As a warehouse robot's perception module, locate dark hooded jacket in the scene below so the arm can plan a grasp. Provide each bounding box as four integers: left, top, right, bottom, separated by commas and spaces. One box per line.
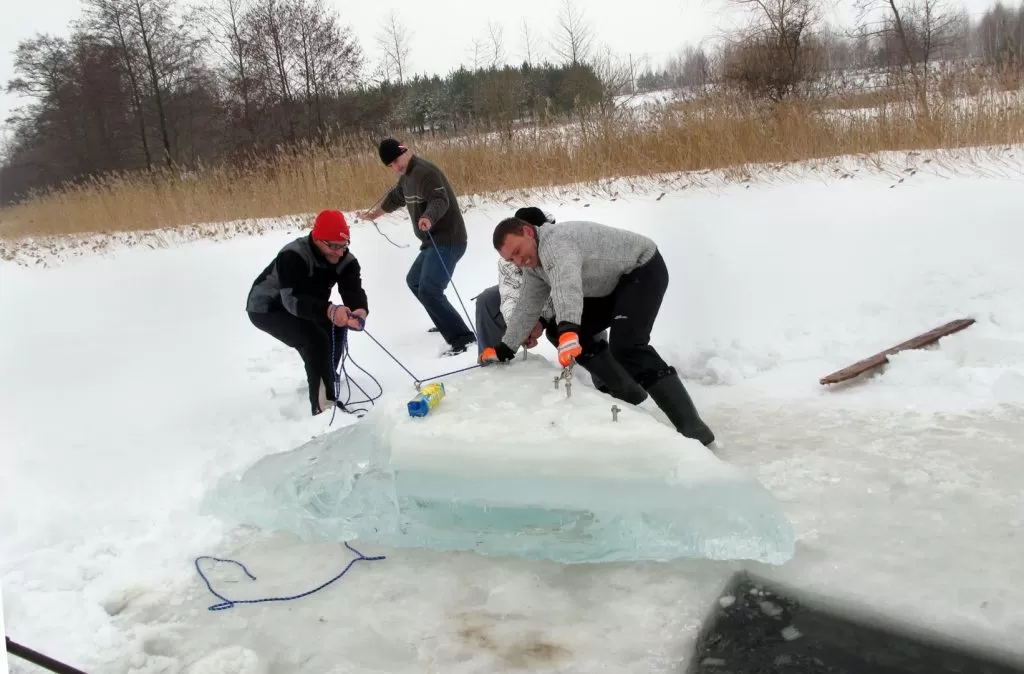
246, 234, 368, 322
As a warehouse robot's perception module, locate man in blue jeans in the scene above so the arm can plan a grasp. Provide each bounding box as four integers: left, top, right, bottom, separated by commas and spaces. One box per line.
358, 138, 476, 356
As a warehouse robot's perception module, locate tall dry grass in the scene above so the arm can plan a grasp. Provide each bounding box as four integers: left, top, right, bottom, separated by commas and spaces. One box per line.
2, 81, 1023, 240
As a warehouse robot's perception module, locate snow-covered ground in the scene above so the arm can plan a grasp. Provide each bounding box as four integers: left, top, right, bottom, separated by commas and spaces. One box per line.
3, 150, 1024, 673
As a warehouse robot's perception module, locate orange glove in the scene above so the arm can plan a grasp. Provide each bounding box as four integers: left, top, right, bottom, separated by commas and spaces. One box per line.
557, 332, 582, 367
479, 347, 498, 365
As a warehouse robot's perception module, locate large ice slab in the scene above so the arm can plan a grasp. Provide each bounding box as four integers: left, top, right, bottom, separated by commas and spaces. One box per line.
205, 356, 795, 564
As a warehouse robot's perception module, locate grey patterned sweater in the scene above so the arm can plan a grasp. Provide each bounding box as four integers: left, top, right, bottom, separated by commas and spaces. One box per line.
500, 220, 658, 350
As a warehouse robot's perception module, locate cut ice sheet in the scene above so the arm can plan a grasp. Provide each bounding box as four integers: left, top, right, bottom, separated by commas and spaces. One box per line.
205, 356, 795, 565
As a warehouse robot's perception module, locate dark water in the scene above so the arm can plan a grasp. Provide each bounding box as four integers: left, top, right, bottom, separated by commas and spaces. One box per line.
689, 572, 1024, 674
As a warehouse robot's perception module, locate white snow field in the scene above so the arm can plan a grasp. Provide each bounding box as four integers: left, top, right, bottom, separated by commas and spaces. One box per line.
3, 148, 1024, 673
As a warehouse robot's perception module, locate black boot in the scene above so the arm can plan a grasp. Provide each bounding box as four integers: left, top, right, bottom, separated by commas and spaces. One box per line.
644, 367, 715, 446
576, 348, 649, 405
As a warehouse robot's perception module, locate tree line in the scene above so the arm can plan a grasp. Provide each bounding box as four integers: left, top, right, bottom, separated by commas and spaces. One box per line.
633, 0, 1024, 101
1, 0, 612, 205
2, 0, 1022, 206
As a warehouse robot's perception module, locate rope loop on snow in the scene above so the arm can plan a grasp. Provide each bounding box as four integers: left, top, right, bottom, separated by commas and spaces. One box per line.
194, 542, 385, 611
329, 324, 384, 425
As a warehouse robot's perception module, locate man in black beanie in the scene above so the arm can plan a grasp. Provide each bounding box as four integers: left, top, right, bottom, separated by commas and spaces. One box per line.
357, 138, 475, 356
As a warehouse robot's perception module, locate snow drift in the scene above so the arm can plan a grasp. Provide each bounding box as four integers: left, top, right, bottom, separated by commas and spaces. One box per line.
206, 355, 795, 564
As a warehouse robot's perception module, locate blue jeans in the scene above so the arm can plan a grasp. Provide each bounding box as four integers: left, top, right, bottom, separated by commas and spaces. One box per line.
474, 284, 504, 356
407, 243, 475, 346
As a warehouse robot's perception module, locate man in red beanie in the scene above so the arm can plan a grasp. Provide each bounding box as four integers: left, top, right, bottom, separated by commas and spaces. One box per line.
246, 209, 370, 416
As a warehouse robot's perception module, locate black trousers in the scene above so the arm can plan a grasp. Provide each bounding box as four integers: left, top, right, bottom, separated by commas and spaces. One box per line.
545, 250, 672, 389
248, 309, 347, 406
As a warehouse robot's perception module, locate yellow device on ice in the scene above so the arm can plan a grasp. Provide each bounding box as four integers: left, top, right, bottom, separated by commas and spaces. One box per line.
407, 382, 446, 417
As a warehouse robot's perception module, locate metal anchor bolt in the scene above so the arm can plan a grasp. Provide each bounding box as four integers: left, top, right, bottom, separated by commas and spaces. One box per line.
611, 405, 620, 422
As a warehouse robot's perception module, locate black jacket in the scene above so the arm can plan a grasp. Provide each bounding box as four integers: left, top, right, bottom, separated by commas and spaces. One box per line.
246, 234, 368, 322
380, 154, 468, 250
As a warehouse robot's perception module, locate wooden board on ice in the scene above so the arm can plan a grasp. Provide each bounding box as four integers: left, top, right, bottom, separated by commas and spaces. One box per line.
819, 318, 975, 385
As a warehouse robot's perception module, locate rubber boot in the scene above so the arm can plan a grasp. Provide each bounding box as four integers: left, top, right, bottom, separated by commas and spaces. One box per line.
644, 367, 716, 447
576, 349, 649, 405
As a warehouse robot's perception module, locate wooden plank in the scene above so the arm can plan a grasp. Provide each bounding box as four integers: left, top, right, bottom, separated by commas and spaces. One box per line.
819, 318, 975, 385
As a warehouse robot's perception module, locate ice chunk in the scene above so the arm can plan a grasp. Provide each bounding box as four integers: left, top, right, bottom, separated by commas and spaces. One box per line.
205, 356, 795, 564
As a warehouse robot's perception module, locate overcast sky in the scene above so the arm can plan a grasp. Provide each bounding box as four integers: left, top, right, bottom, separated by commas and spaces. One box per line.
0, 0, 1001, 130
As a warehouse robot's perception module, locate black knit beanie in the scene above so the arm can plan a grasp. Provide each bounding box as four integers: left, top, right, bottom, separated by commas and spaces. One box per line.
514, 207, 554, 227
378, 138, 407, 165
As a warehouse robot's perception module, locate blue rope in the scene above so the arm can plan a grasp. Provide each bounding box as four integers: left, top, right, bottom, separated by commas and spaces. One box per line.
324, 315, 480, 424
328, 314, 384, 425
194, 542, 385, 611
371, 220, 409, 249
358, 327, 421, 382
358, 327, 481, 385
426, 230, 478, 341
359, 327, 481, 389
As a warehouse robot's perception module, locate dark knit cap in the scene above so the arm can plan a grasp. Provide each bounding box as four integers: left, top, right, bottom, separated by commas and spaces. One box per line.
378, 137, 407, 165
514, 207, 554, 227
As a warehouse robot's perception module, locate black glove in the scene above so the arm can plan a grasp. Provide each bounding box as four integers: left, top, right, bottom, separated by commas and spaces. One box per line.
495, 343, 517, 363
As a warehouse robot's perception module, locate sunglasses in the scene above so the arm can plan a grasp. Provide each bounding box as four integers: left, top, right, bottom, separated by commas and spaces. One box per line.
323, 241, 349, 251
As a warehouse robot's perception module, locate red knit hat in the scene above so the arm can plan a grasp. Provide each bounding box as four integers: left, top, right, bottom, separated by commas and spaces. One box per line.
311, 209, 350, 242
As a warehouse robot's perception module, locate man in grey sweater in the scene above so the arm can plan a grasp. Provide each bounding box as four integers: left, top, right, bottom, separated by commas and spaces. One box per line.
358, 138, 475, 356
490, 217, 716, 448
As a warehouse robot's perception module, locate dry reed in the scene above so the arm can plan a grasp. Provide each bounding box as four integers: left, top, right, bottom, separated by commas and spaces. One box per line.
2, 83, 1023, 240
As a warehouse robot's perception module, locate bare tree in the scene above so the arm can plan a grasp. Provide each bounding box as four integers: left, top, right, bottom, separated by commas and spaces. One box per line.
5, 35, 71, 101
520, 19, 538, 66
129, 0, 189, 168
973, 2, 1023, 69
590, 44, 638, 114
467, 37, 486, 71
911, 0, 970, 67
194, 0, 256, 140
5, 30, 140, 186
5, 35, 76, 156
721, 0, 826, 101
551, 0, 594, 66
81, 0, 198, 169
852, 0, 962, 110
487, 21, 505, 68
669, 45, 713, 91
376, 10, 410, 84
970, 1, 1019, 69
243, 0, 299, 141
293, 0, 362, 143
81, 0, 153, 169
